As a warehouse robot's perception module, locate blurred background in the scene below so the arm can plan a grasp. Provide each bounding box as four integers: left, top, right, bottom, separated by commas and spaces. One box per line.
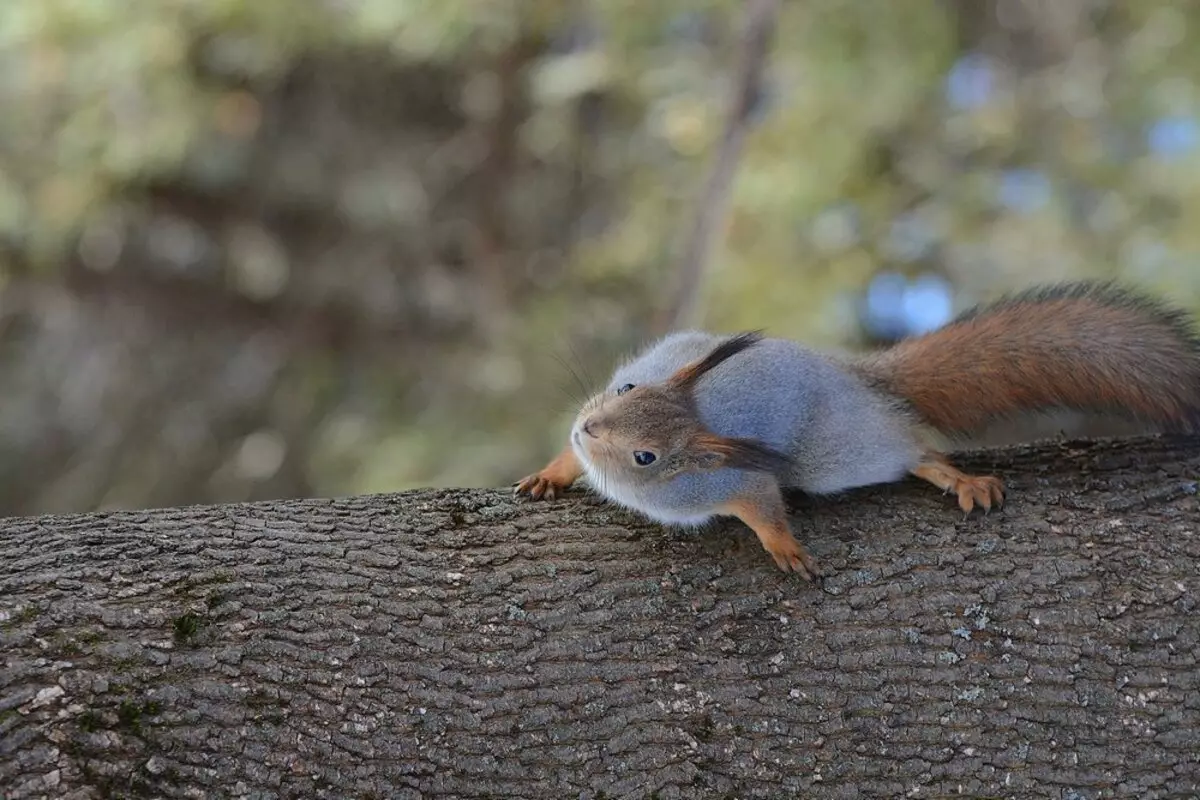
1, 0, 1198, 517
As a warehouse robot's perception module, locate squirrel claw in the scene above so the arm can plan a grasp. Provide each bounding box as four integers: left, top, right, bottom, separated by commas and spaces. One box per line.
912, 460, 1005, 518
955, 475, 1005, 515
766, 540, 822, 582
515, 446, 582, 503
513, 472, 569, 502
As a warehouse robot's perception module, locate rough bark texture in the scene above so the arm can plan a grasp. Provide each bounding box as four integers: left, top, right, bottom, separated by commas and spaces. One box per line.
3, 437, 1200, 799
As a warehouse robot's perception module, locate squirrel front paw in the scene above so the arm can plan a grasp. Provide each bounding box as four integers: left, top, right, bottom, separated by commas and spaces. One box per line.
513, 471, 572, 501
722, 491, 824, 581
513, 445, 584, 502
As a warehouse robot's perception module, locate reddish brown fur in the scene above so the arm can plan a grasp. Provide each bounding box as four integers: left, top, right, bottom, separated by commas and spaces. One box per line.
721, 485, 821, 579
855, 282, 1200, 436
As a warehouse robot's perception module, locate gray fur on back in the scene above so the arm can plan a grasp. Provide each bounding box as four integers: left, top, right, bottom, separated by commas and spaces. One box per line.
609, 331, 920, 495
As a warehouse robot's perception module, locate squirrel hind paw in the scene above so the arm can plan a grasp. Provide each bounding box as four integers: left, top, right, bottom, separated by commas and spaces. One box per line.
765, 538, 823, 581
959, 474, 1005, 515
912, 459, 1005, 516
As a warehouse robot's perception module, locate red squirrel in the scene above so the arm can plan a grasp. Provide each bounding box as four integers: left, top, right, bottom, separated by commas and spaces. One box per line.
515, 281, 1200, 578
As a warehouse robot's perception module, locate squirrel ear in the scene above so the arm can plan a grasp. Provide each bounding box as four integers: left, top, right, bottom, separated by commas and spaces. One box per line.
693, 433, 792, 475
667, 331, 765, 391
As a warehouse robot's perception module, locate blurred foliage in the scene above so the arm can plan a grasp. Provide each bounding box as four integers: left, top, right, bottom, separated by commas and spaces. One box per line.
1, 0, 1199, 515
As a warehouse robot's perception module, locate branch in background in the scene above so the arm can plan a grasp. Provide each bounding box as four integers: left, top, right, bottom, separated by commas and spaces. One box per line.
566, 1, 608, 252
651, 0, 781, 337
470, 35, 545, 334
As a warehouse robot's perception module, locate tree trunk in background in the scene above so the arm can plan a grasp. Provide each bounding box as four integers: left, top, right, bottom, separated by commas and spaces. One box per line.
3, 437, 1200, 799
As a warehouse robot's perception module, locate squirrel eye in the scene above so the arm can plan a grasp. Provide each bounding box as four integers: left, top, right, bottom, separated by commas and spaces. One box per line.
633, 451, 657, 466
617, 383, 635, 395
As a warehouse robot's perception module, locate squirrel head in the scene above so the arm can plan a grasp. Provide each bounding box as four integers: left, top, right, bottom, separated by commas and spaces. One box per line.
571, 332, 792, 488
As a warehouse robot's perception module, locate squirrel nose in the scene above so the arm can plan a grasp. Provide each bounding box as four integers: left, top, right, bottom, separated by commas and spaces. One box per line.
582, 419, 598, 438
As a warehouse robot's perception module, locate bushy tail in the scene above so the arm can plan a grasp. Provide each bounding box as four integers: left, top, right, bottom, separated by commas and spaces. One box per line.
854, 281, 1200, 436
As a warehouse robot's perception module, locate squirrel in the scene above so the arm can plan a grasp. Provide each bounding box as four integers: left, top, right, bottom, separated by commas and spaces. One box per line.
514, 281, 1200, 579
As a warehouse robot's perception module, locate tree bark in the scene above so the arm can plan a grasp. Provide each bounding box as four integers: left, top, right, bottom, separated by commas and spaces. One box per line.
3, 436, 1200, 799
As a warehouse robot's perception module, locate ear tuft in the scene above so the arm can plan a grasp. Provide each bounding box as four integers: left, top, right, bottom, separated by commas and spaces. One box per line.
694, 433, 792, 476
667, 331, 765, 391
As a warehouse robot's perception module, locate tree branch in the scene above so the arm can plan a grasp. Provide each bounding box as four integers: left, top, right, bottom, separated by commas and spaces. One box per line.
4, 435, 1200, 798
